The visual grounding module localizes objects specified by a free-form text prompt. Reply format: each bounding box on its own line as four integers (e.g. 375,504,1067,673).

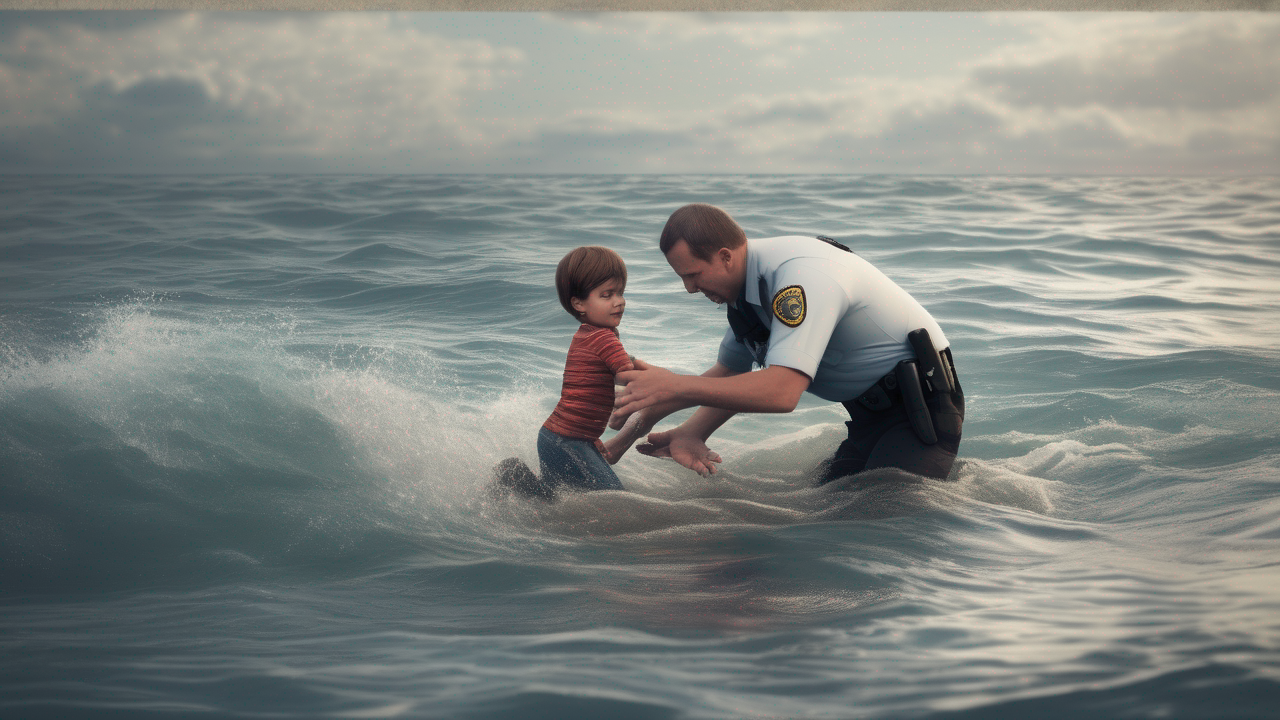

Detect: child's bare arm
601,357,650,463
602,409,650,464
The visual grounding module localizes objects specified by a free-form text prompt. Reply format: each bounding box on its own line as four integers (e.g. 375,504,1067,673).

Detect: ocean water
2,174,1279,719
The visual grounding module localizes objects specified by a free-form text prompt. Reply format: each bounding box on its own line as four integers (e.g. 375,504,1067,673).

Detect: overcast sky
1,11,1276,174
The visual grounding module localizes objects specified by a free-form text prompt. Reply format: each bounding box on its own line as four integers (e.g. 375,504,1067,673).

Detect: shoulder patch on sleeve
771,285,806,328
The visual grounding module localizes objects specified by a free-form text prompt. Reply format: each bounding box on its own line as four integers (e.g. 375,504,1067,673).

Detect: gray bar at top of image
2,1,1276,12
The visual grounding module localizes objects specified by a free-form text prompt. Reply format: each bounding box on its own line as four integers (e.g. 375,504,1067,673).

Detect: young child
535,245,649,492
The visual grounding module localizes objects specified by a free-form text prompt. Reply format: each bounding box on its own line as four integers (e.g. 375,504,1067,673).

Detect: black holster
855,328,961,446
895,359,937,445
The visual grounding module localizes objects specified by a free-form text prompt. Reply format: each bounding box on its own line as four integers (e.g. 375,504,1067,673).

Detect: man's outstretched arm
608,361,741,477
612,360,742,429
615,363,811,418
615,362,809,476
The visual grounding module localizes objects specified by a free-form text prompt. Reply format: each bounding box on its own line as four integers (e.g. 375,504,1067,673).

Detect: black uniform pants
816,379,964,485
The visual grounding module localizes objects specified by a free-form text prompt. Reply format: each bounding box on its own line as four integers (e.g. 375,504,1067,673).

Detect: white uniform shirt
717,236,949,402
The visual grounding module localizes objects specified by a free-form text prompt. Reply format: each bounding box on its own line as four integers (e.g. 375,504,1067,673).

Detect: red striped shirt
543,324,633,441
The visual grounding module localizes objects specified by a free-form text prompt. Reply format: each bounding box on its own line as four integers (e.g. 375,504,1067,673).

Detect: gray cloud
508,126,731,174
0,13,528,172
0,81,260,172
975,23,1280,111
879,102,1006,149
0,11,170,42
0,13,1276,175
114,77,210,109
727,98,840,129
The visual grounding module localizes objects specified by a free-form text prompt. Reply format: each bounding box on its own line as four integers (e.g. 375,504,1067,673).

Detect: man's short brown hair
555,246,628,320
659,203,747,261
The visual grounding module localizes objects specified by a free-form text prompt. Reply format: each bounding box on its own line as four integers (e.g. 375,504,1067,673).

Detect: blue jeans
538,426,624,491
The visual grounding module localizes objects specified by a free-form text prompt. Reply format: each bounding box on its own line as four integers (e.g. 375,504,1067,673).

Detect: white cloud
0,13,527,169
975,14,1280,111
612,13,1280,173
0,12,1275,175
543,12,844,69
547,12,843,45
960,13,1280,164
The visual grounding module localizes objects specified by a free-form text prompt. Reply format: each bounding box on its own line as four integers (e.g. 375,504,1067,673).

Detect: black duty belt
855,350,961,406
852,331,961,445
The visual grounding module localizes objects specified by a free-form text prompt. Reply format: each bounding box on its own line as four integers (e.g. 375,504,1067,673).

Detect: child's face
571,278,626,328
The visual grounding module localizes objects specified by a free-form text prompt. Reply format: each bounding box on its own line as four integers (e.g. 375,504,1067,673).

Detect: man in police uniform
613,203,964,483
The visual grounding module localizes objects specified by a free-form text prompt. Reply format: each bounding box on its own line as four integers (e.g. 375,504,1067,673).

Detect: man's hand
614,359,686,420
637,428,722,477
619,363,810,421
610,358,663,430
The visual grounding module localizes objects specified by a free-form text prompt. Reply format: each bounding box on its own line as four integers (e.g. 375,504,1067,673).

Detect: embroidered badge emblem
772,285,806,328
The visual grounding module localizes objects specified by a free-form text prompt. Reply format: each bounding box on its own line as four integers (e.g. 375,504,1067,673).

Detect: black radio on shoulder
816,235,852,253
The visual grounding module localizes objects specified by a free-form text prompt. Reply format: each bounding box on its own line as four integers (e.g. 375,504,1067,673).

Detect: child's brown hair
555,246,627,320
